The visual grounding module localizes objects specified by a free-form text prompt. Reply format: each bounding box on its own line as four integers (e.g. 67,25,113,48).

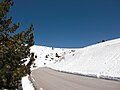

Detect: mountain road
30,68,120,90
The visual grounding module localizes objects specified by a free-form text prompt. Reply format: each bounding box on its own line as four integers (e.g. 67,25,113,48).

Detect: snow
30,46,70,70
22,38,120,89
48,38,120,78
31,38,120,79
22,46,69,90
22,75,35,90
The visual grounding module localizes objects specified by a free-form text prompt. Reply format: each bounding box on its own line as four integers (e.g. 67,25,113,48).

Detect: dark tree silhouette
0,0,35,89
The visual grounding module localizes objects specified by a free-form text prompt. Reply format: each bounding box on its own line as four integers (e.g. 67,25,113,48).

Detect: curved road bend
31,68,120,90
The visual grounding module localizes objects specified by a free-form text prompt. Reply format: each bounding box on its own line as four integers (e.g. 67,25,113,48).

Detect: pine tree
0,0,35,89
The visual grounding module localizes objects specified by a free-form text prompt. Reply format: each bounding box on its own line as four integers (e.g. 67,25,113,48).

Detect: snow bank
30,38,120,81
48,38,120,78
22,75,35,90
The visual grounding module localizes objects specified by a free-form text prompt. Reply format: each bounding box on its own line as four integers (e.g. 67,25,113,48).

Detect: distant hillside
30,38,120,80
30,46,73,69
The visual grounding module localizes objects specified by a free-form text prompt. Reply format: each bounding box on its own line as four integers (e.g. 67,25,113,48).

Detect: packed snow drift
30,38,120,80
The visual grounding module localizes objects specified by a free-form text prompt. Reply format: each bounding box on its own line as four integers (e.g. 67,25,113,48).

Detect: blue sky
9,0,120,48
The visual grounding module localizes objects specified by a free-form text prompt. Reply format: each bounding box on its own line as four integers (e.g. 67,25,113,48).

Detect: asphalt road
31,68,120,90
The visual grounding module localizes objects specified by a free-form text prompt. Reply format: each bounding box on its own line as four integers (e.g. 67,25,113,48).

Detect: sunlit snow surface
31,38,120,78
22,38,120,90
22,75,34,90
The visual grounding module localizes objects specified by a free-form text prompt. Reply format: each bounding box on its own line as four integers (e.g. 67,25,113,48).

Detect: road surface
31,68,120,90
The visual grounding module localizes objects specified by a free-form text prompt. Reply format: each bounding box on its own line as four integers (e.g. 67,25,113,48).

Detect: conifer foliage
0,0,35,89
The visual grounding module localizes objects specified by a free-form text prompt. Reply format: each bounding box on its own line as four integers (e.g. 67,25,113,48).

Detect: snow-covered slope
30,46,71,69
31,38,120,79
